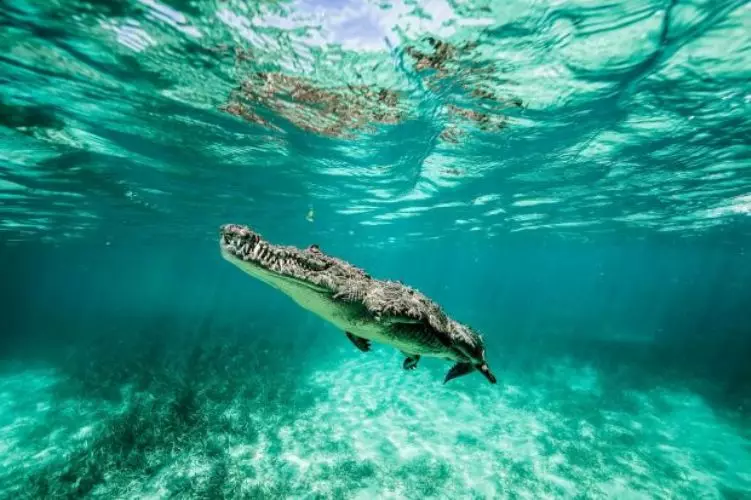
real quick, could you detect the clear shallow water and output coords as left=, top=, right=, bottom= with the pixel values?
left=1, top=0, right=750, bottom=498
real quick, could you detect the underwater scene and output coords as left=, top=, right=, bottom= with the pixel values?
left=1, top=0, right=750, bottom=498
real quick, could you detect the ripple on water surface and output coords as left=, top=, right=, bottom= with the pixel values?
left=0, top=0, right=749, bottom=242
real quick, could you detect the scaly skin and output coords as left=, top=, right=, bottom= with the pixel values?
left=219, top=223, right=497, bottom=384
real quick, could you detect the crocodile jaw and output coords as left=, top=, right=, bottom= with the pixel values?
left=219, top=224, right=328, bottom=290
left=219, top=224, right=360, bottom=329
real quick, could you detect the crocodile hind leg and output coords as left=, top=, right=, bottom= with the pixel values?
left=402, top=353, right=421, bottom=370
left=345, top=331, right=371, bottom=352
left=443, top=362, right=474, bottom=384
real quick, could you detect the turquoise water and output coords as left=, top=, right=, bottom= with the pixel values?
left=2, top=0, right=750, bottom=498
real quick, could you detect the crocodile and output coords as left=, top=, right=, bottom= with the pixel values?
left=219, top=223, right=497, bottom=385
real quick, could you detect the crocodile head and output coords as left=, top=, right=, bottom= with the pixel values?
left=219, top=223, right=359, bottom=294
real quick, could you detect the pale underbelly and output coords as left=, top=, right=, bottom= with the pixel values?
left=231, top=261, right=456, bottom=359
left=331, top=315, right=456, bottom=360
left=283, top=285, right=452, bottom=358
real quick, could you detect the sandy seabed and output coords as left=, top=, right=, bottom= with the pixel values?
left=0, top=346, right=749, bottom=499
